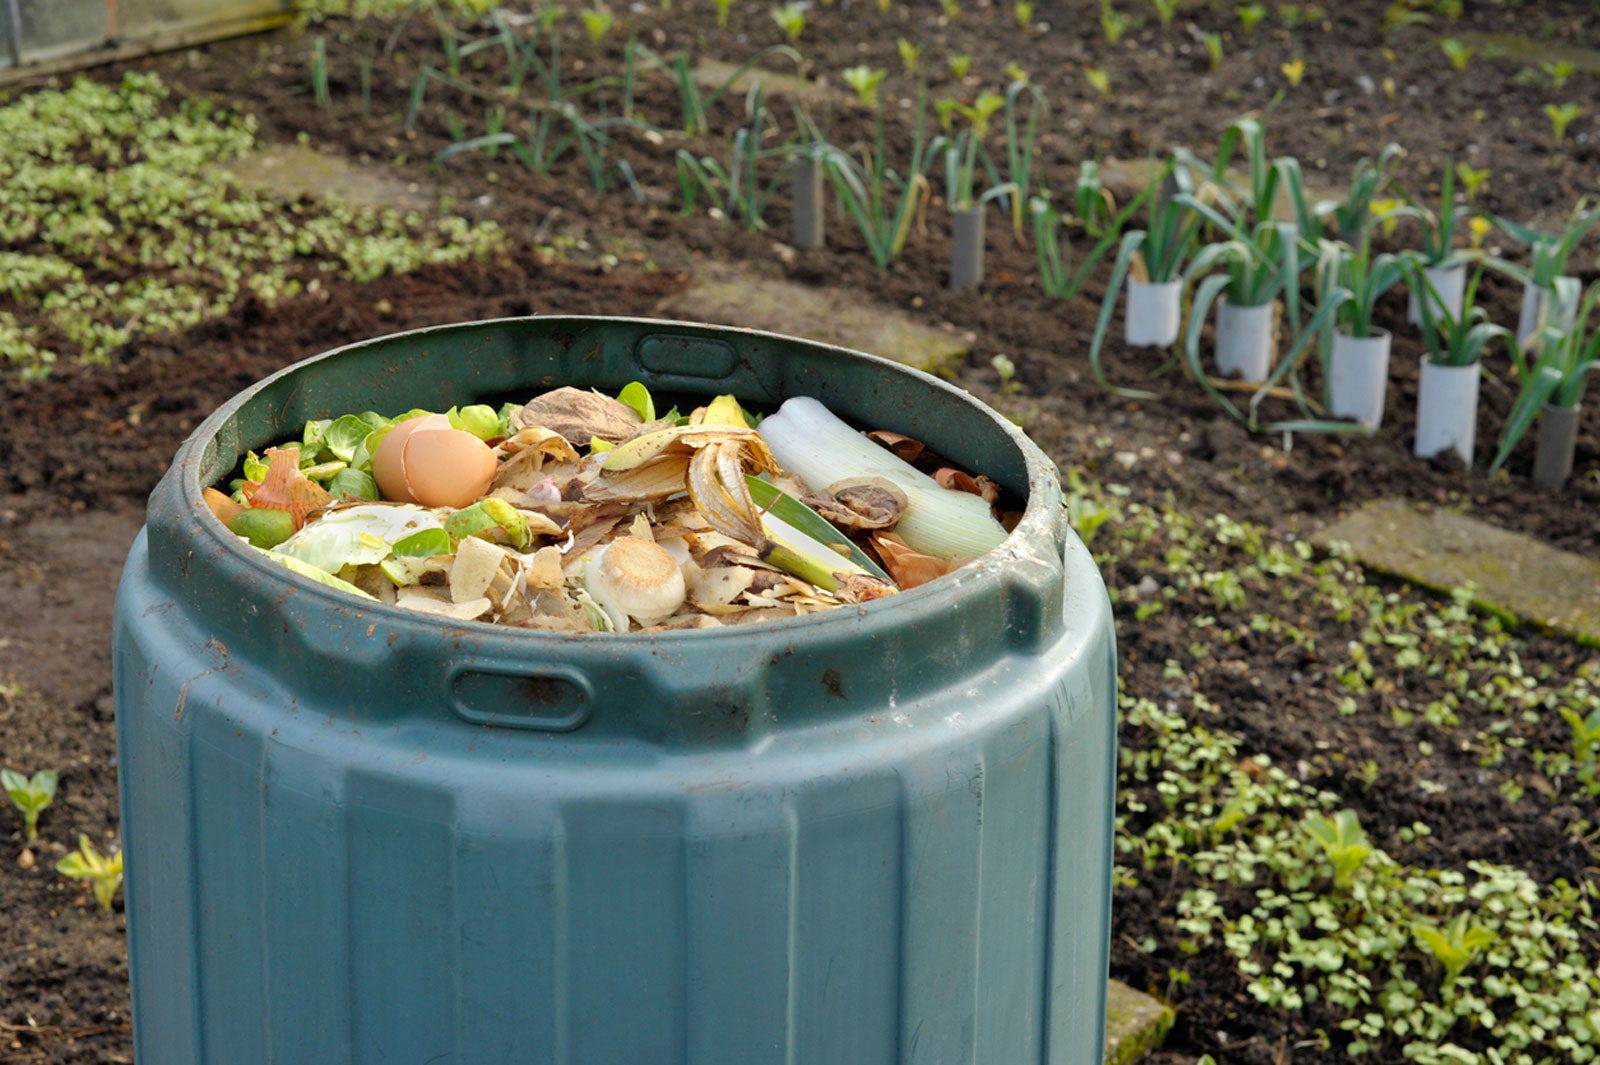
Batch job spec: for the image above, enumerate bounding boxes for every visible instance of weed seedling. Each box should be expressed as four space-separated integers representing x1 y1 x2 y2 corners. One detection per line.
2 768 57 843
1014 1 1034 29
1085 67 1112 98
1412 913 1496 986
842 66 888 108
1281 58 1305 87
1237 2 1266 32
56 834 123 911
1453 161 1489 204
1301 808 1372 888
1201 32 1223 71
1541 60 1575 89
770 2 805 42
1439 37 1473 72
897 38 921 76
1544 102 1583 144
1100 4 1128 44
580 5 615 48
947 53 972 79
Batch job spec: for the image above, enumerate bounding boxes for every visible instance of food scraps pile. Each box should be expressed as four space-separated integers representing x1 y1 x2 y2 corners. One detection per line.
205 385 1014 633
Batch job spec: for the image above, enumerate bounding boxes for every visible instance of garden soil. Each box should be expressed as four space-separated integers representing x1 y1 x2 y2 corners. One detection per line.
1 1 1597 1062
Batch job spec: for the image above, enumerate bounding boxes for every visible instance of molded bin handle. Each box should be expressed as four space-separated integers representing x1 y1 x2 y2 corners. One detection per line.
447 660 594 731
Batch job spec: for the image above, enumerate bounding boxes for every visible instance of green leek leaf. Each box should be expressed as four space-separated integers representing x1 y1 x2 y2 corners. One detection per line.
745 475 891 581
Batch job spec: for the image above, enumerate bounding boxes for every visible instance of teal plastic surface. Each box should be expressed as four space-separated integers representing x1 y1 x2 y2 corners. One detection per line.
113 317 1117 1065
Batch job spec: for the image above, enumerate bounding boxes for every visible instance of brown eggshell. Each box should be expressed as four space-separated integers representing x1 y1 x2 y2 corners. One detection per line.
373 414 451 502
401 428 500 509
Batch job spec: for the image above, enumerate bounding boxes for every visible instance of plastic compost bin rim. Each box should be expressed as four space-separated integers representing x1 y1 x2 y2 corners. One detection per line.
161 315 1070 646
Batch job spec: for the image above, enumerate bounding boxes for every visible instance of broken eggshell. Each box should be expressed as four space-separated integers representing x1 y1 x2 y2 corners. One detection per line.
373 414 500 509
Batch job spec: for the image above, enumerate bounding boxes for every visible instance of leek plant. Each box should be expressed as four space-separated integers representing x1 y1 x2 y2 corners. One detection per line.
1492 200 1600 290
675 85 791 229
1394 161 1475 269
1413 265 1509 368
1316 235 1405 339
627 42 800 135
1029 178 1152 301
1317 142 1403 243
1086 161 1205 395
820 91 944 269
1491 277 1600 472
999 80 1048 239
1172 190 1362 431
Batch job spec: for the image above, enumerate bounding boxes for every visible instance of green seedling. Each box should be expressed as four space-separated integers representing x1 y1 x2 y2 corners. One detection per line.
1014 1 1034 28
580 5 614 48
897 38 921 76
1560 706 1600 762
1412 913 1496 985
1541 60 1575 89
842 65 888 107
1281 57 1305 87
947 53 971 79
1150 0 1177 25
1439 38 1473 72
1085 67 1112 97
56 834 123 911
938 0 960 17
2 768 57 843
877 0 891 11
1301 808 1372 888
1453 161 1489 204
990 353 1018 394
1100 6 1127 44
714 0 734 27
1545 102 1583 145
1237 2 1266 31
1201 31 1223 71
939 90 1006 211
770 2 805 42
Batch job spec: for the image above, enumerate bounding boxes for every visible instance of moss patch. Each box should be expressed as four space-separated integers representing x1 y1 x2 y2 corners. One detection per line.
1105 979 1175 1065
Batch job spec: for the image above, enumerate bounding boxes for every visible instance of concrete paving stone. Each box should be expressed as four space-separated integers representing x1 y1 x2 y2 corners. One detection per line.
1105 979 1176 1065
1314 499 1600 647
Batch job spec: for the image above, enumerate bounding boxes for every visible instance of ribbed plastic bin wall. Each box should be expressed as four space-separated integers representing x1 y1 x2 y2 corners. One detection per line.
113 317 1117 1065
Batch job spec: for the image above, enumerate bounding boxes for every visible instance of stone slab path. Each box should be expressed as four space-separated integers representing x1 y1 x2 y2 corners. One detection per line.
1315 499 1600 646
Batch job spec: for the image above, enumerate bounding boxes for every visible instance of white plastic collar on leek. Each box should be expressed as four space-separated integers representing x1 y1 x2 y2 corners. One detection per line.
757 397 1008 560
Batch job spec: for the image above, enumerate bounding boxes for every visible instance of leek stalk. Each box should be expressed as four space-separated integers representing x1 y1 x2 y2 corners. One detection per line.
757 397 1009 560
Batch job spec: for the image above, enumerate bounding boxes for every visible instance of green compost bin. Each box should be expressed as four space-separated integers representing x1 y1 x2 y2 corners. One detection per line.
113 317 1117 1065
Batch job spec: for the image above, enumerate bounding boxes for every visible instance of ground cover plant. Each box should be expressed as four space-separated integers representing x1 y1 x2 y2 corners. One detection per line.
1 0 1598 1061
